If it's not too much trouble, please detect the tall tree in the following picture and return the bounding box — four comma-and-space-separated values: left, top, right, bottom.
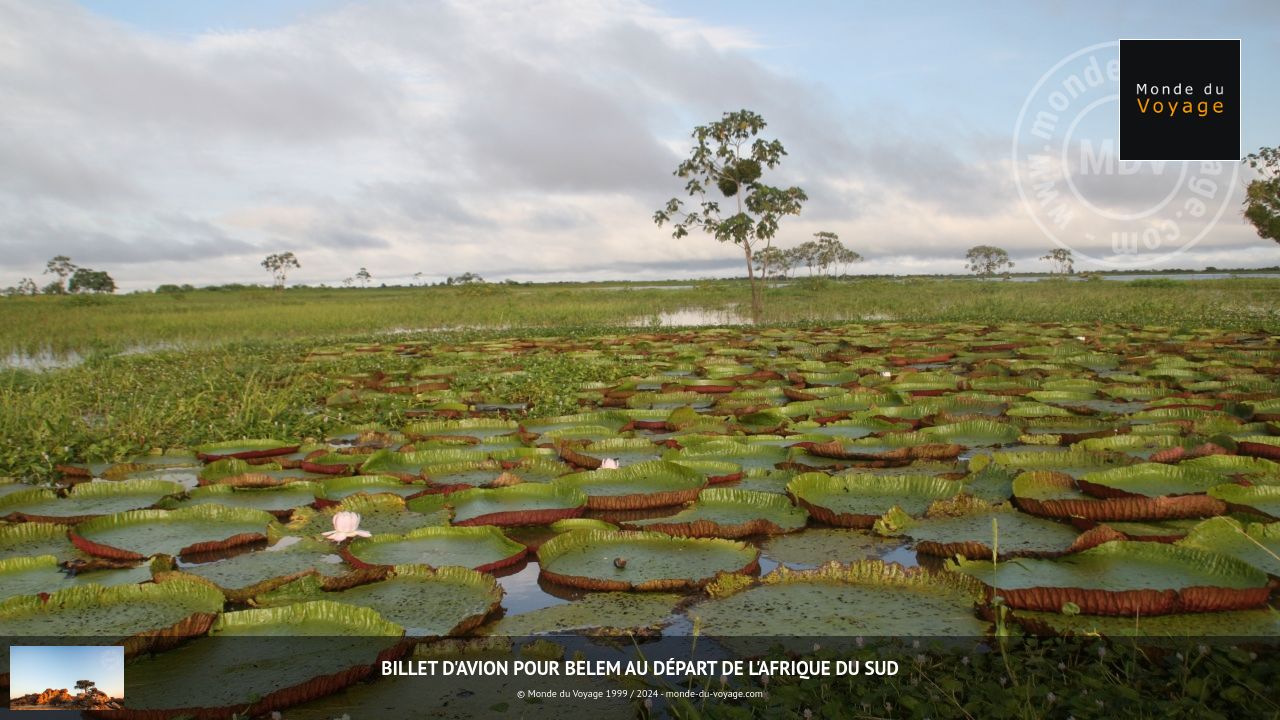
43, 255, 77, 294
261, 252, 300, 290
355, 267, 372, 287
68, 268, 116, 294
74, 680, 96, 694
1243, 147, 1280, 243
965, 245, 1014, 277
1040, 248, 1074, 274
654, 109, 807, 321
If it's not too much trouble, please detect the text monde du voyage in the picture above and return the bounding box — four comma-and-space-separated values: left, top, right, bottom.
1134, 82, 1228, 118
382, 658, 900, 679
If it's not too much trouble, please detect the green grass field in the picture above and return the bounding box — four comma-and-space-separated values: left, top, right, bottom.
2, 277, 1278, 358
2, 277, 1278, 480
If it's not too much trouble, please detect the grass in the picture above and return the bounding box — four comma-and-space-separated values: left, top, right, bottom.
1, 277, 1278, 358
1, 276, 1277, 480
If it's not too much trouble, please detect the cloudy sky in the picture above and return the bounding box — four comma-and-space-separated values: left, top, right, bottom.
2, 0, 1279, 290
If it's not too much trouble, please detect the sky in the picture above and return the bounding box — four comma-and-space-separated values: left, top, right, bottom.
9, 645, 124, 698
1, 0, 1278, 291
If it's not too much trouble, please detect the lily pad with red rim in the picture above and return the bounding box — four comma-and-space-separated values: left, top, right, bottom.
552, 460, 707, 510
194, 439, 301, 462
949, 540, 1272, 615
408, 483, 587, 527
619, 488, 808, 538
786, 472, 962, 528
118, 600, 405, 718
70, 505, 279, 561
343, 526, 526, 573
537, 529, 759, 591
254, 564, 501, 637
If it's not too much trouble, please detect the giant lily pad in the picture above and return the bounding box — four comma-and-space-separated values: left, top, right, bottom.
877, 500, 1088, 559
289, 494, 450, 538
1177, 516, 1280, 576
255, 565, 501, 637
343, 526, 526, 573
917, 420, 1020, 446
408, 483, 587, 526
0, 522, 75, 562
949, 540, 1272, 615
620, 488, 808, 538
1013, 470, 1226, 521
195, 439, 301, 461
1209, 483, 1280, 519
553, 460, 707, 510
168, 481, 324, 517
0, 576, 224, 647
0, 554, 151, 602
120, 601, 404, 717
359, 449, 488, 480
71, 505, 278, 561
321, 474, 429, 499
688, 561, 987, 637
761, 529, 900, 569
0, 479, 184, 523
786, 472, 961, 528
161, 537, 350, 601
537, 530, 759, 591
1078, 463, 1223, 498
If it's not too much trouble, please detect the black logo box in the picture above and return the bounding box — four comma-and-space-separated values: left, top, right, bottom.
1119, 39, 1240, 162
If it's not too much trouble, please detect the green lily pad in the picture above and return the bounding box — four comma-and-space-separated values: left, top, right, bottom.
1209, 484, 1280, 519
553, 460, 707, 510
0, 555, 152, 602
950, 540, 1271, 615
0, 522, 76, 562
72, 505, 278, 560
168, 537, 349, 600
620, 488, 808, 537
289, 494, 450, 537
786, 472, 961, 528
880, 502, 1083, 559
0, 576, 224, 638
0, 480, 184, 522
121, 601, 403, 715
918, 420, 1020, 446
537, 530, 758, 591
170, 481, 324, 514
194, 439, 301, 461
1079, 463, 1223, 497
408, 483, 587, 527
1177, 517, 1280, 576
688, 561, 987, 637
761, 529, 901, 569
255, 565, 501, 637
344, 526, 526, 573
322, 474, 429, 500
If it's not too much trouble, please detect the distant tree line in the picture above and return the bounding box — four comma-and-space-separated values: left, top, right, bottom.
2, 255, 116, 297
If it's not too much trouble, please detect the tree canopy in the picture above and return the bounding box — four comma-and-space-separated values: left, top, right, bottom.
1244, 147, 1280, 244
654, 109, 807, 321
965, 245, 1014, 277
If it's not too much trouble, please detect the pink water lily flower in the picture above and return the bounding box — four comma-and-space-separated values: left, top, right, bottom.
600, 458, 620, 469
322, 511, 372, 542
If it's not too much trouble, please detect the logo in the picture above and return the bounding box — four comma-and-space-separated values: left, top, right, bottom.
1012, 41, 1239, 267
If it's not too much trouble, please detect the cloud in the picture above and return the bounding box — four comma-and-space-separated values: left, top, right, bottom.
0, 0, 1273, 292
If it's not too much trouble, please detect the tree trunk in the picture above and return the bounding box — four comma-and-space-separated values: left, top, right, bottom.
743, 244, 762, 323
